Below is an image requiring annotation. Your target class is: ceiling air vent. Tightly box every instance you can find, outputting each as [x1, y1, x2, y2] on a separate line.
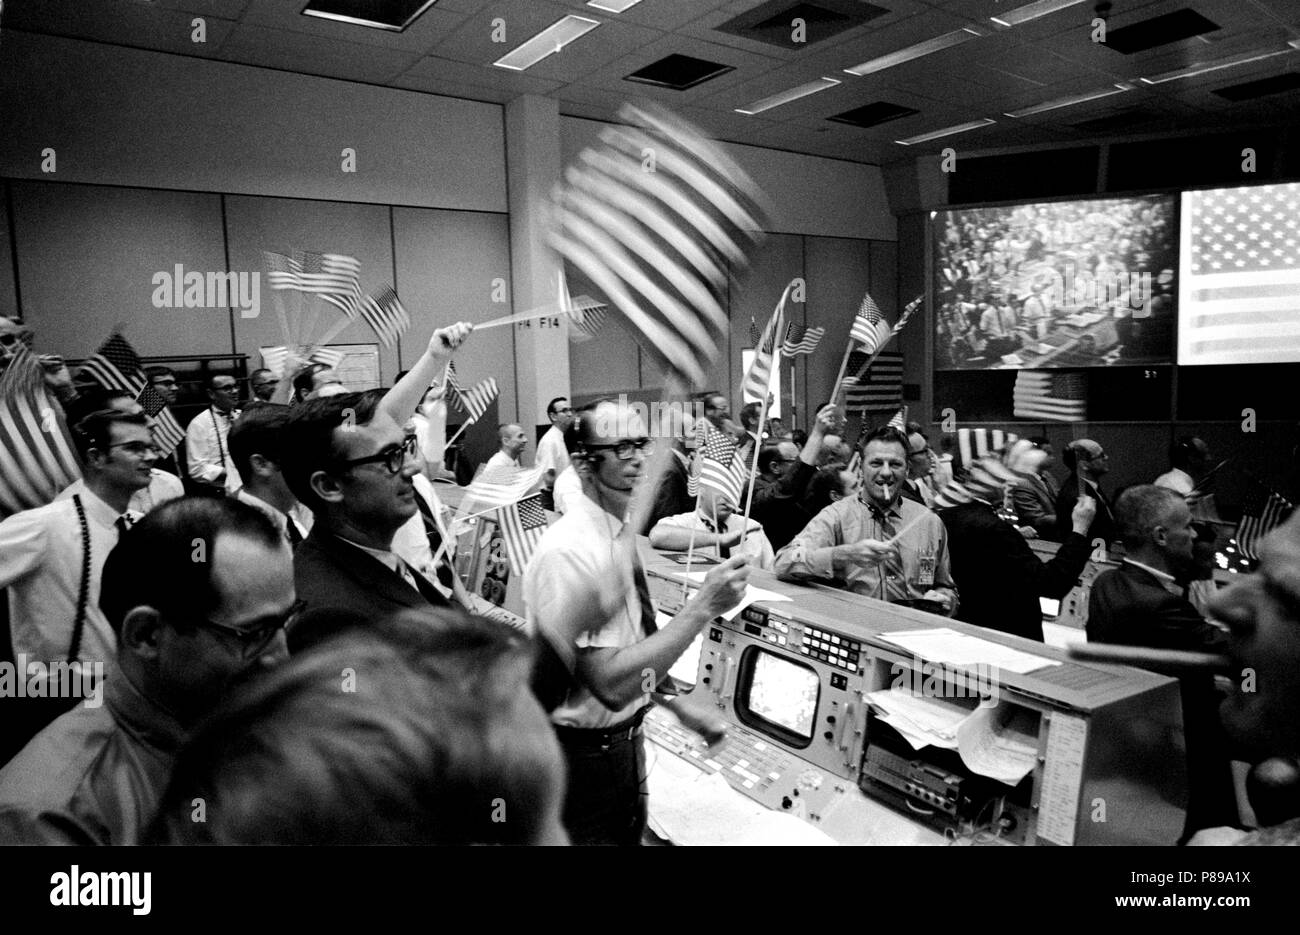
[827, 101, 919, 128]
[625, 54, 735, 90]
[1103, 9, 1220, 55]
[715, 0, 888, 51]
[1213, 72, 1300, 102]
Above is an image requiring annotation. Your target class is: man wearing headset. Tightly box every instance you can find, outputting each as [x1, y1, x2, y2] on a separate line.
[524, 398, 748, 845]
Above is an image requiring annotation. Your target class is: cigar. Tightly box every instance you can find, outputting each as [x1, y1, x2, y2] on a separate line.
[1066, 643, 1231, 672]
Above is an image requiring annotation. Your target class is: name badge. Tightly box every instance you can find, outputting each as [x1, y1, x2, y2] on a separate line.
[917, 550, 936, 588]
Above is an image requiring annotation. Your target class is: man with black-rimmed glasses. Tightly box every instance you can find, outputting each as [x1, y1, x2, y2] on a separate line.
[0, 496, 294, 844]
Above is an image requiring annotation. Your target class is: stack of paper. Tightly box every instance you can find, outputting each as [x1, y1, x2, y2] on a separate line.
[879, 628, 1059, 674]
[864, 688, 969, 750]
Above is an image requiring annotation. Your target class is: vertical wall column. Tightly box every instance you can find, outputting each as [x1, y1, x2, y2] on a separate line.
[504, 95, 568, 435]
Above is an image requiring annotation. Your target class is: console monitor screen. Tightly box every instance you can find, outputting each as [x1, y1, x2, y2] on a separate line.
[1178, 182, 1300, 365]
[744, 650, 819, 740]
[933, 194, 1176, 370]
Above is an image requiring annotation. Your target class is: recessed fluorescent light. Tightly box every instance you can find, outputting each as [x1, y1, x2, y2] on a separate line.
[1138, 46, 1298, 84]
[844, 28, 982, 77]
[1005, 83, 1134, 117]
[990, 0, 1088, 28]
[896, 118, 995, 145]
[301, 0, 440, 32]
[588, 0, 642, 12]
[493, 15, 600, 71]
[736, 77, 841, 115]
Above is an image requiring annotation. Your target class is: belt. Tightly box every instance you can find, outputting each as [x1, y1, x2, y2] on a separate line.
[553, 707, 649, 748]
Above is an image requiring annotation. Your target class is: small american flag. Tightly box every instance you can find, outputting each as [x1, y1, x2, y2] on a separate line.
[79, 333, 146, 395]
[886, 407, 907, 430]
[690, 419, 745, 507]
[1235, 486, 1293, 562]
[567, 295, 609, 340]
[781, 323, 824, 357]
[460, 464, 545, 512]
[843, 350, 902, 413]
[309, 346, 345, 368]
[849, 293, 892, 354]
[748, 317, 761, 345]
[137, 384, 185, 457]
[443, 361, 465, 413]
[1180, 183, 1300, 366]
[497, 494, 549, 576]
[0, 348, 81, 517]
[460, 378, 499, 423]
[264, 250, 362, 319]
[741, 302, 782, 405]
[357, 285, 410, 348]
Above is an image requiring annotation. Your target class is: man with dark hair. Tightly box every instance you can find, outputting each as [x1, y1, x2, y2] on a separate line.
[228, 404, 312, 546]
[1055, 438, 1116, 545]
[150, 609, 567, 845]
[291, 363, 343, 404]
[751, 403, 838, 553]
[776, 426, 957, 614]
[1010, 436, 1060, 539]
[527, 398, 748, 844]
[0, 411, 155, 668]
[282, 390, 454, 622]
[0, 497, 293, 843]
[185, 373, 242, 495]
[248, 367, 278, 403]
[536, 397, 574, 510]
[144, 365, 179, 407]
[736, 400, 763, 468]
[1088, 484, 1236, 837]
[56, 389, 183, 514]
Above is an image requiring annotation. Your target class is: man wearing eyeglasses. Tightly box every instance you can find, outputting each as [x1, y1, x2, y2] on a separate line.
[0, 411, 155, 679]
[0, 497, 294, 844]
[525, 399, 749, 845]
[185, 374, 243, 496]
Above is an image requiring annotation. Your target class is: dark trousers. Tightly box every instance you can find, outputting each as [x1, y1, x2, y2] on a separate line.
[556, 721, 647, 846]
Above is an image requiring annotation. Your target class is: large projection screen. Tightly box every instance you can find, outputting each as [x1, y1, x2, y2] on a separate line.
[933, 194, 1176, 370]
[1178, 182, 1300, 366]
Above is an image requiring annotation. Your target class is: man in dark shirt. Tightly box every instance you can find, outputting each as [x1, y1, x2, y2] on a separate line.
[1088, 484, 1236, 838]
[1055, 438, 1117, 546]
[751, 403, 837, 552]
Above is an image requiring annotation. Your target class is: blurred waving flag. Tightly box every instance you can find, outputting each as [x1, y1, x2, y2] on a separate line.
[546, 103, 767, 388]
[932, 439, 1037, 511]
[781, 322, 824, 357]
[741, 283, 792, 405]
[0, 347, 81, 517]
[556, 267, 610, 342]
[357, 285, 410, 348]
[460, 464, 545, 512]
[1012, 371, 1087, 422]
[1235, 486, 1293, 562]
[263, 250, 362, 319]
[460, 378, 499, 423]
[497, 494, 550, 576]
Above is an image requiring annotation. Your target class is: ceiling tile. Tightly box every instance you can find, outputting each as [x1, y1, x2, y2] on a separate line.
[219, 22, 424, 83]
[4, 0, 239, 55]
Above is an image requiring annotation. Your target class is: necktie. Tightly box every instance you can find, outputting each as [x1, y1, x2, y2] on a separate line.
[413, 492, 456, 590]
[869, 505, 902, 596]
[115, 514, 133, 541]
[285, 518, 304, 547]
[402, 559, 449, 607]
[632, 563, 658, 637]
[704, 517, 731, 559]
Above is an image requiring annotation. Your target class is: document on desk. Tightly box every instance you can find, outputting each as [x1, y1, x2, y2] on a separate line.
[880, 628, 1060, 674]
[864, 688, 967, 750]
[956, 705, 1039, 786]
[647, 763, 835, 846]
[681, 572, 792, 621]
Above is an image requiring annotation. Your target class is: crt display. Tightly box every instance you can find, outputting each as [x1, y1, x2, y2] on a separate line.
[1178, 182, 1300, 366]
[933, 194, 1176, 370]
[745, 651, 818, 739]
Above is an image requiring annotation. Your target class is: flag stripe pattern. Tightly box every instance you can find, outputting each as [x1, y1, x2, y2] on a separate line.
[1235, 487, 1293, 561]
[497, 494, 550, 576]
[690, 420, 746, 507]
[136, 384, 185, 457]
[460, 465, 546, 512]
[886, 407, 907, 430]
[849, 293, 892, 354]
[843, 350, 902, 413]
[567, 295, 609, 341]
[741, 286, 789, 405]
[547, 103, 767, 387]
[264, 250, 362, 319]
[1012, 371, 1087, 422]
[0, 348, 82, 517]
[460, 378, 499, 423]
[781, 323, 824, 357]
[78, 333, 186, 458]
[357, 285, 410, 348]
[1179, 183, 1300, 365]
[956, 428, 1017, 470]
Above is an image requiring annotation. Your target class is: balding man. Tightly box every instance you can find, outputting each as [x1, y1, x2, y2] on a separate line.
[1055, 438, 1116, 545]
[486, 423, 527, 470]
[1088, 485, 1235, 838]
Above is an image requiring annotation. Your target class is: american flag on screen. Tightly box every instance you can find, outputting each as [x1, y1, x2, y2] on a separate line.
[497, 494, 549, 576]
[842, 350, 902, 413]
[1180, 183, 1300, 365]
